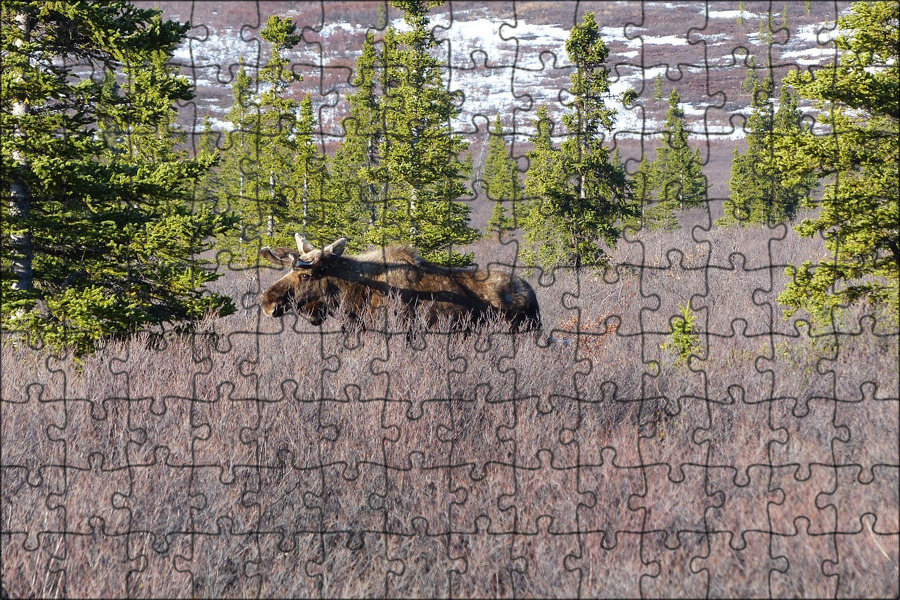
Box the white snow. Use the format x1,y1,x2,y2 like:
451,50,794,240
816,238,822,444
172,8,847,144
640,35,689,46
707,10,744,20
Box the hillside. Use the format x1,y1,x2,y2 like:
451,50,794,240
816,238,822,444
136,0,852,208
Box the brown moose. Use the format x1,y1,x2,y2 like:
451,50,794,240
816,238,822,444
259,234,541,332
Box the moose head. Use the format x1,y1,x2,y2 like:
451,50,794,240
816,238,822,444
258,234,347,322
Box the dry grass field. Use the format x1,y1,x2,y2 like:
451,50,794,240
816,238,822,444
3,213,898,598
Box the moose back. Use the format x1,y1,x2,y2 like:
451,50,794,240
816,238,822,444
259,235,541,331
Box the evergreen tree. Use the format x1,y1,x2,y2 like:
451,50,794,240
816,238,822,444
631,156,655,224
652,74,664,104
520,12,635,270
252,15,306,246
719,66,814,227
649,88,706,226
326,31,383,252
195,115,223,207
291,94,328,242
521,106,568,267
216,59,255,246
216,16,329,260
363,0,479,265
776,1,899,323
484,115,521,240
1,1,236,355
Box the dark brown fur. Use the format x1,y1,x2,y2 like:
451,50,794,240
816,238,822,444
261,245,541,331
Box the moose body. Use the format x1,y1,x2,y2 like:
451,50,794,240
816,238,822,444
260,236,541,331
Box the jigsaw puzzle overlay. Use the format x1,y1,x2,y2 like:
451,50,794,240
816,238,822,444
2,1,898,598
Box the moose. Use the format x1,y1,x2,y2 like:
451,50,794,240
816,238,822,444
259,234,541,332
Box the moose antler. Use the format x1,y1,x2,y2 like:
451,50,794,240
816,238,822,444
295,234,316,254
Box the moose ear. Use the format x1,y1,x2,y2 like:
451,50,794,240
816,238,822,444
323,238,347,257
295,233,316,254
259,246,298,267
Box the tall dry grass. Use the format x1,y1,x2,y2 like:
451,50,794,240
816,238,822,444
2,215,898,598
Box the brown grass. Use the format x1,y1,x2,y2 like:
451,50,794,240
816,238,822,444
2,217,898,598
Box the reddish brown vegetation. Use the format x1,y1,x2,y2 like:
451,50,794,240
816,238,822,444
3,218,897,598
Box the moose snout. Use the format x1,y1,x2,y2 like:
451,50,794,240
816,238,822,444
261,289,288,317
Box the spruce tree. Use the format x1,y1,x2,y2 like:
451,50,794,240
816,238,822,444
291,95,329,243
252,15,306,247
648,88,706,227
521,106,568,268
195,115,224,211
326,31,383,251
719,66,814,227
520,12,635,270
652,74,664,104
484,115,521,240
363,0,479,265
216,59,256,248
630,155,655,227
215,16,329,260
1,1,236,355
776,1,899,323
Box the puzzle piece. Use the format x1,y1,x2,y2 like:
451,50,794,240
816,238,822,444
3,2,896,598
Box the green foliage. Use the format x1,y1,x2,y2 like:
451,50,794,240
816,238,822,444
652,74,664,104
484,115,521,240
214,17,329,262
637,88,706,230
719,60,815,227
356,0,478,265
326,31,383,252
520,12,636,270
1,1,236,355
654,89,706,213
775,1,899,325
627,156,656,229
660,303,701,365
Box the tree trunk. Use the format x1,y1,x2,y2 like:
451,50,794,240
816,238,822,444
10,11,33,291
302,177,308,233
238,173,246,243
268,172,275,237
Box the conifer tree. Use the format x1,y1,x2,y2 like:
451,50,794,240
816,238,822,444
362,0,479,265
719,65,814,227
649,88,706,226
291,94,328,241
484,115,521,240
216,16,329,260
1,1,236,354
520,12,635,270
521,106,568,267
776,1,899,323
326,31,383,251
652,74,664,104
252,15,306,246
216,59,256,247
631,156,655,223
195,115,224,208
